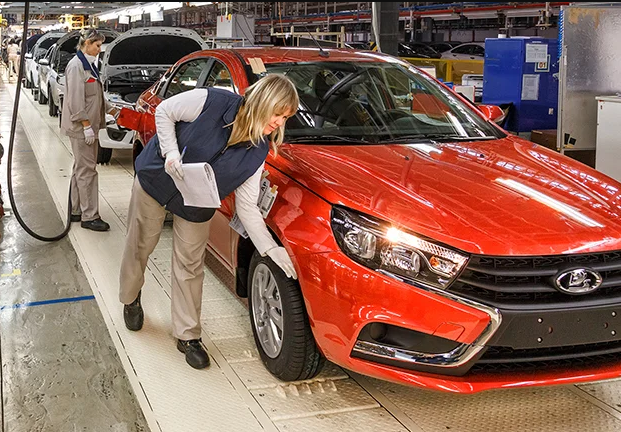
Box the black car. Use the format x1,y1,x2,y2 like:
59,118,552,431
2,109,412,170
398,42,442,58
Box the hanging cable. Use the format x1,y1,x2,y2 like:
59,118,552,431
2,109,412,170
6,0,72,241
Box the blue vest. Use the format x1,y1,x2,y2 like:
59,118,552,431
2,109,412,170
135,88,270,222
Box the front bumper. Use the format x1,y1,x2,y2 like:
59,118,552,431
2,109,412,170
98,114,134,150
299,250,621,393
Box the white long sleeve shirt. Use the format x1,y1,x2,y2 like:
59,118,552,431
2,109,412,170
154,88,278,256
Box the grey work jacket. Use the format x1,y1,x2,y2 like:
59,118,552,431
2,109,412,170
60,53,111,139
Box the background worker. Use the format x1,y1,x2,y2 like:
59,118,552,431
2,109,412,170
119,74,299,370
61,28,119,231
7,38,19,79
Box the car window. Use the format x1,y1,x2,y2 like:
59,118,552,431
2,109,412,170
262,61,504,142
471,45,485,56
164,58,210,98
204,60,235,93
452,45,471,54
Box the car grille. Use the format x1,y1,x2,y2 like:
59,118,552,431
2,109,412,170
450,251,621,306
470,340,621,373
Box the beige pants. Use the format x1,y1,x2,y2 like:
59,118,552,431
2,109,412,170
119,177,211,340
70,136,100,221
8,54,18,77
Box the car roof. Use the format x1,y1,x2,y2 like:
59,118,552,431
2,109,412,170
190,47,395,65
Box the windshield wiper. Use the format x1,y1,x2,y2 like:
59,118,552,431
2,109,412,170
286,135,373,144
377,134,498,144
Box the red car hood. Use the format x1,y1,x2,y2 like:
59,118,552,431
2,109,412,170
270,136,621,256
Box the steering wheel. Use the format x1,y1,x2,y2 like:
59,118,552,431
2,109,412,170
333,100,369,126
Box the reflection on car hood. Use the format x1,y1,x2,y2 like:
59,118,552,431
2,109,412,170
271,136,621,255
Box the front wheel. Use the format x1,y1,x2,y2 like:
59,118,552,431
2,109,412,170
248,250,324,381
97,143,112,164
48,90,58,117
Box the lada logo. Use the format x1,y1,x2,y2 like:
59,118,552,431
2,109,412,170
554,268,602,294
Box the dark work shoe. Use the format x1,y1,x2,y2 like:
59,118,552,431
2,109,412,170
123,292,144,331
177,338,210,369
81,218,110,232
70,214,81,222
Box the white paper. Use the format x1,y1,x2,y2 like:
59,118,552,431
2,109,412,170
172,162,221,208
521,74,540,101
229,213,249,239
525,44,548,63
229,170,278,237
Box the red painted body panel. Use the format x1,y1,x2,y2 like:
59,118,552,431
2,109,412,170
133,47,621,393
268,138,621,256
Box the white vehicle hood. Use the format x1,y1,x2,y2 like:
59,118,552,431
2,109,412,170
100,27,208,82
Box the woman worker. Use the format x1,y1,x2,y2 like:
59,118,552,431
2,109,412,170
119,74,299,369
61,28,119,231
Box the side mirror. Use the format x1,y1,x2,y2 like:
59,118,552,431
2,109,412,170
38,58,49,66
25,52,32,59
478,104,505,123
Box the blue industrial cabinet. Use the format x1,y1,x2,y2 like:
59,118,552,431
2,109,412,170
482,37,559,133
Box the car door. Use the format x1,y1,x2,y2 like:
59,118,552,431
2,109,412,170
199,59,239,267
443,44,472,60
48,46,61,103
470,44,485,59
138,56,212,147
38,46,55,95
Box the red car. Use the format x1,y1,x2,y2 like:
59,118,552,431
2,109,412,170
125,47,621,393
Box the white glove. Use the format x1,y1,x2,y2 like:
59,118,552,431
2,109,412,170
164,149,184,180
83,126,96,146
266,247,298,279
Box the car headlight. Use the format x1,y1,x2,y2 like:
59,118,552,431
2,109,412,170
331,207,468,289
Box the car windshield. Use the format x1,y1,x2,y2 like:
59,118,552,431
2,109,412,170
261,61,504,144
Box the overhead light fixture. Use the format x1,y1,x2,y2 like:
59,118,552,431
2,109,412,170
463,11,498,20
189,2,214,6
162,2,184,10
98,13,118,21
503,8,544,18
424,13,461,21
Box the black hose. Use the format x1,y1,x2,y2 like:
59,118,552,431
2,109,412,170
6,0,72,241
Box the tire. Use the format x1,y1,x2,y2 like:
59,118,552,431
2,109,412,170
38,86,47,105
48,90,58,117
24,75,31,89
248,250,324,381
97,143,112,164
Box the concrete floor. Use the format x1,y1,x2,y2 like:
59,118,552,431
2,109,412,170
7,61,621,432
0,73,149,432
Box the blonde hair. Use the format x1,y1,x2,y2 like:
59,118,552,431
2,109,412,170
228,74,299,153
77,28,105,50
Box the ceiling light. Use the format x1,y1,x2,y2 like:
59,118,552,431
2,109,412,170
424,13,461,21
463,11,498,20
98,13,118,21
162,2,183,10
503,8,544,18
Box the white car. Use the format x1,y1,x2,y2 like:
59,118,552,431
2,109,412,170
96,26,209,163
441,42,485,60
35,44,56,107
24,31,66,90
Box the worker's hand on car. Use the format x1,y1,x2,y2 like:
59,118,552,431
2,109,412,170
164,149,184,180
266,247,298,279
83,126,96,146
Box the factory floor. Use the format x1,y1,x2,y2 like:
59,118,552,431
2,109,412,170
4,66,621,432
